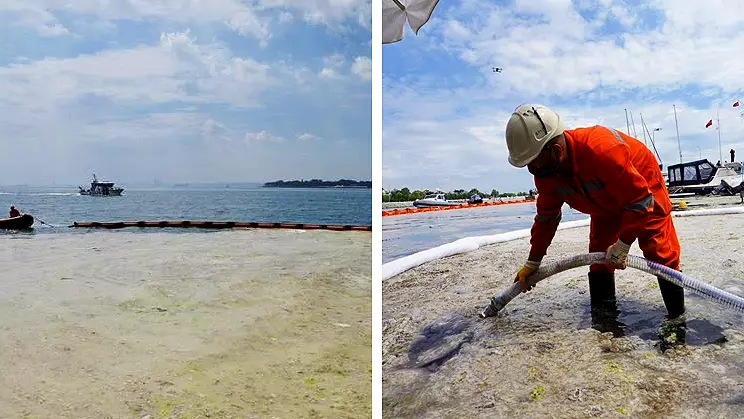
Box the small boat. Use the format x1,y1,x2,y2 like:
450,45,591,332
468,194,484,204
413,193,462,208
524,189,537,201
0,214,34,229
79,174,124,196
666,159,742,195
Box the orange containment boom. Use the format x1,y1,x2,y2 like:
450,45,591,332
71,221,371,232
382,199,534,217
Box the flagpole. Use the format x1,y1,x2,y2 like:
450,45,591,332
717,106,722,163
673,104,682,164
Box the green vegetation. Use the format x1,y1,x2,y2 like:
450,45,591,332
263,179,372,188
382,187,535,202
529,384,545,401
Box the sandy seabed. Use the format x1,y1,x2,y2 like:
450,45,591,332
383,212,744,419
0,229,371,419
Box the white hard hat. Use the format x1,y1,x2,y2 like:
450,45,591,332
505,104,565,167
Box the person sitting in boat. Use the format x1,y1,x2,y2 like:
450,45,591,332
8,206,20,218
504,104,685,323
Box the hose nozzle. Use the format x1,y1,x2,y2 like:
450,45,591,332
479,296,505,318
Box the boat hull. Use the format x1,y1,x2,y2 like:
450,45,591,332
80,188,124,196
412,200,462,208
0,214,34,229
668,177,743,195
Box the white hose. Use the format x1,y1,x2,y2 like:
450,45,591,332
383,207,744,281
479,252,744,318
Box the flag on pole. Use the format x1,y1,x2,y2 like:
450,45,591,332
734,101,740,107
705,119,713,128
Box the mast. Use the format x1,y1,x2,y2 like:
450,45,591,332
717,106,722,163
673,104,682,164
639,114,662,163
639,113,648,146
629,111,638,138
624,109,631,135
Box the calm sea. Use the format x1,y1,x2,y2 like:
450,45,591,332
383,203,586,263
0,184,371,235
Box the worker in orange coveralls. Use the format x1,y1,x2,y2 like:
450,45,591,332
504,104,685,322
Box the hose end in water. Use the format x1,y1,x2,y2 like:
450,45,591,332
479,296,505,318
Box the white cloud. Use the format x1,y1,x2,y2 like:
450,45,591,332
432,0,744,98
0,0,372,188
244,130,284,142
319,53,345,78
0,0,369,43
0,30,284,116
383,0,744,191
317,53,371,82
0,1,73,36
351,56,371,81
297,132,319,141
278,10,295,23
202,118,234,142
261,0,372,28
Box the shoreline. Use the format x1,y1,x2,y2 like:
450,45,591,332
383,196,530,210
383,212,744,418
382,193,742,211
0,229,372,418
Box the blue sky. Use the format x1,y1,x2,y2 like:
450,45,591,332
0,0,371,185
383,0,744,192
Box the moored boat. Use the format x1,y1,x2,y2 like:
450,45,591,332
666,159,742,195
0,214,34,229
79,174,124,196
413,193,462,208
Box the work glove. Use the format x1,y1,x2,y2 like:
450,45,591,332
514,260,540,293
606,239,631,269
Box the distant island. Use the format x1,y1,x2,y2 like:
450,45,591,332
263,179,372,188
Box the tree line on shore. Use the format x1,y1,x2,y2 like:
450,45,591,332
264,179,372,188
382,188,535,203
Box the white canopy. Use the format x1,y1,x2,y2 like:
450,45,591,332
382,0,440,44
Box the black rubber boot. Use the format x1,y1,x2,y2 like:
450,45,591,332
588,271,623,337
588,271,616,305
657,275,685,319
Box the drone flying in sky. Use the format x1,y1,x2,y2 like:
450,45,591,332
492,67,502,73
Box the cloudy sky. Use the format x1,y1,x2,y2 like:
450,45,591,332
0,0,371,186
382,0,744,193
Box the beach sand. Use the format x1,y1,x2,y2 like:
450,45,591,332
0,229,371,418
383,213,744,418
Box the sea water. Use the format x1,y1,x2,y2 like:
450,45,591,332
383,202,586,263
0,184,372,234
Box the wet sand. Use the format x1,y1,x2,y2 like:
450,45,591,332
0,229,371,418
383,213,744,418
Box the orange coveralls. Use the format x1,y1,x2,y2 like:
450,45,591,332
529,126,680,273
